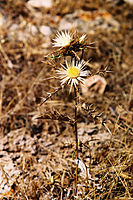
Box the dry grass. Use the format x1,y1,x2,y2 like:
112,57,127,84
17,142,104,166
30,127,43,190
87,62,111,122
0,0,133,199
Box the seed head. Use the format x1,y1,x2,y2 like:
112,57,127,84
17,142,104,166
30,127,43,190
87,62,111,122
52,30,72,48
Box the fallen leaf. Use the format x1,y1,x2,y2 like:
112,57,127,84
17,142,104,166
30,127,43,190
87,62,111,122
81,75,107,96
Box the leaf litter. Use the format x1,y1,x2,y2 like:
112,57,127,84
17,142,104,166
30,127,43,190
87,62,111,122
0,0,133,199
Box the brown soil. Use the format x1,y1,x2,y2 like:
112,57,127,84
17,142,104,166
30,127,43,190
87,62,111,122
0,0,133,199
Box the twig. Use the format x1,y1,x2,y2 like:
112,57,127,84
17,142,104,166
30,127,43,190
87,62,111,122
0,43,13,69
71,50,80,61
40,86,63,106
80,49,84,61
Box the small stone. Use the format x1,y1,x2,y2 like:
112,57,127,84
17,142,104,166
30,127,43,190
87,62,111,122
39,25,52,36
0,13,5,27
27,24,38,35
121,63,128,69
124,0,133,4
59,18,76,31
9,24,19,31
27,0,53,8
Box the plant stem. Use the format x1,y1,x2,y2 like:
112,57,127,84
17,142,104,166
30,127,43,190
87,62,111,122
74,86,78,194
40,86,63,106
80,49,84,61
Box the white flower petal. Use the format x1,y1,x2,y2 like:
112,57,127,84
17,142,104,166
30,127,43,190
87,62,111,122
52,31,72,48
79,34,86,43
56,59,89,91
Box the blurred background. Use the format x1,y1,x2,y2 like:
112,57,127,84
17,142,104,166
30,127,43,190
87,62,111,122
0,0,133,199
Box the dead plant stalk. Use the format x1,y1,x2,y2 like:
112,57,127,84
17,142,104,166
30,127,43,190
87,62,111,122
74,86,78,193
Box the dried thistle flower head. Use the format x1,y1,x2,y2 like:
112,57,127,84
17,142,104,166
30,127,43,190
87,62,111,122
52,31,87,56
57,59,89,92
79,34,86,43
52,30,73,48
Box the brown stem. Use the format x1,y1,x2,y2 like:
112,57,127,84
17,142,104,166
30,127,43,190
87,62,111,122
71,50,80,61
40,86,63,106
74,86,78,194
80,49,84,61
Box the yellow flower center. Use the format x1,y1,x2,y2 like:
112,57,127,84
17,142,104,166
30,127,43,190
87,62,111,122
67,67,80,78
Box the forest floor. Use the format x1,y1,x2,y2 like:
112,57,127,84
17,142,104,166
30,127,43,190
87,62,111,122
0,0,133,199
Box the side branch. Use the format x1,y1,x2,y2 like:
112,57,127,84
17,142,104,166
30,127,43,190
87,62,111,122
40,86,63,106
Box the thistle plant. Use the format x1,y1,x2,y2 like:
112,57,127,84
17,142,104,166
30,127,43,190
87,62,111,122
41,30,91,193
